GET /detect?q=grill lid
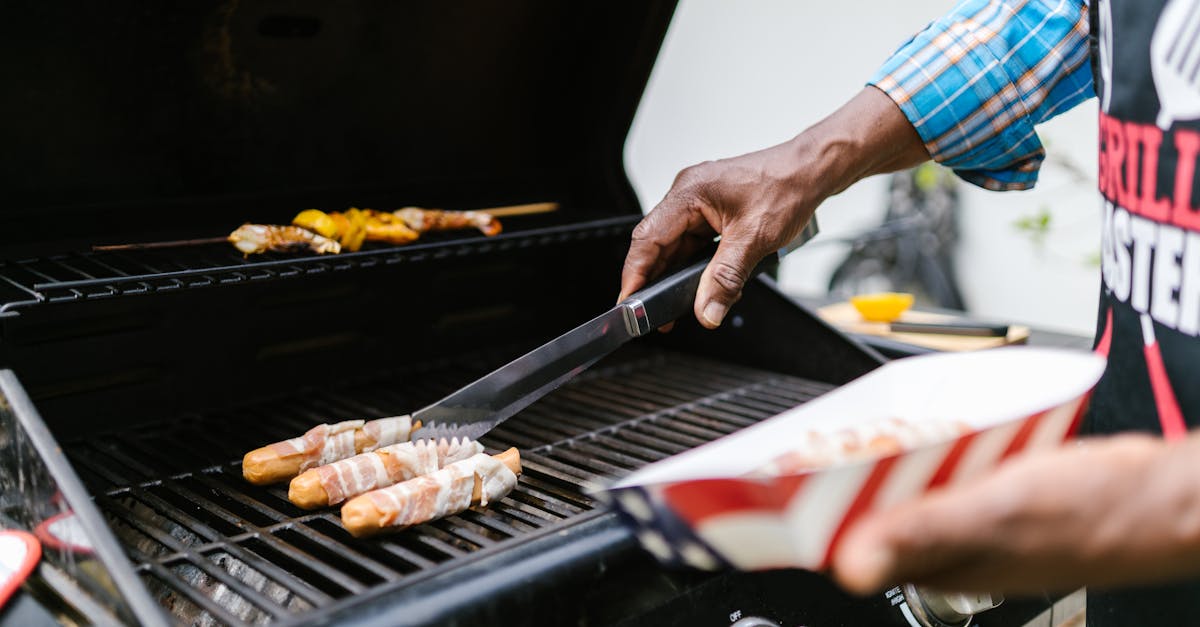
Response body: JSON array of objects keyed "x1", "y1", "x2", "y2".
[{"x1": 1, "y1": 1, "x2": 677, "y2": 248}]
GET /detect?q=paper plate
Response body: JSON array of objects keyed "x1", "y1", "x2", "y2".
[
  {"x1": 0, "y1": 530, "x2": 41, "y2": 610},
  {"x1": 34, "y1": 511, "x2": 95, "y2": 556},
  {"x1": 603, "y1": 347, "x2": 1106, "y2": 571}
]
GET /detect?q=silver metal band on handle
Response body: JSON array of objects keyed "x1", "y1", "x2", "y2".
[{"x1": 622, "y1": 298, "x2": 651, "y2": 337}]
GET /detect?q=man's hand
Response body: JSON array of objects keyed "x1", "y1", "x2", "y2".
[
  {"x1": 619, "y1": 86, "x2": 929, "y2": 329},
  {"x1": 832, "y1": 433, "x2": 1200, "y2": 595}
]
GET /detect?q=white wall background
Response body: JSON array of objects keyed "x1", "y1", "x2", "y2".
[{"x1": 624, "y1": 0, "x2": 1102, "y2": 336}]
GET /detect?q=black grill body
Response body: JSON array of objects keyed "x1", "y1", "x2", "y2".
[{"x1": 0, "y1": 3, "x2": 1057, "y2": 626}]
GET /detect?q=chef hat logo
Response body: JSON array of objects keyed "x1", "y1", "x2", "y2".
[{"x1": 1152, "y1": 0, "x2": 1200, "y2": 129}]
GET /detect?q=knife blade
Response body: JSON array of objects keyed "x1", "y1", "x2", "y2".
[{"x1": 409, "y1": 219, "x2": 819, "y2": 443}]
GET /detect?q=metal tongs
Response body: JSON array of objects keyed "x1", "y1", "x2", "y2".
[{"x1": 408, "y1": 219, "x2": 820, "y2": 444}]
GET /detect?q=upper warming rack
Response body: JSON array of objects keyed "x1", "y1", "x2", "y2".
[{"x1": 0, "y1": 216, "x2": 639, "y2": 315}]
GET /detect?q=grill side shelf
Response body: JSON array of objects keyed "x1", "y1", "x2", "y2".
[{"x1": 62, "y1": 349, "x2": 834, "y2": 626}]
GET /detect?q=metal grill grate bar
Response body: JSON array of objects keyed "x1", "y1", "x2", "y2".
[
  {"x1": 98, "y1": 495, "x2": 297, "y2": 621},
  {"x1": 140, "y1": 564, "x2": 249, "y2": 627}
]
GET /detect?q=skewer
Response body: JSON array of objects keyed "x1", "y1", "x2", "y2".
[
  {"x1": 477, "y1": 202, "x2": 558, "y2": 217},
  {"x1": 90, "y1": 202, "x2": 560, "y2": 252},
  {"x1": 93, "y1": 237, "x2": 229, "y2": 252}
]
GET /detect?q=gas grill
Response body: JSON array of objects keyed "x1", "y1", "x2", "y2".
[{"x1": 1, "y1": 2, "x2": 1066, "y2": 625}]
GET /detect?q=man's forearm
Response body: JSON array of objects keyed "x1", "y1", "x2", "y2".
[
  {"x1": 620, "y1": 86, "x2": 931, "y2": 328},
  {"x1": 792, "y1": 86, "x2": 930, "y2": 201}
]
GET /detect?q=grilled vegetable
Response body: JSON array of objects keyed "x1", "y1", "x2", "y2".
[{"x1": 361, "y1": 209, "x2": 420, "y2": 244}]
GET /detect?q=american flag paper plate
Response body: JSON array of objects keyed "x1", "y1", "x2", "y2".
[{"x1": 601, "y1": 347, "x2": 1106, "y2": 572}]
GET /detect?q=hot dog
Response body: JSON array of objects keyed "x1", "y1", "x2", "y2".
[
  {"x1": 288, "y1": 437, "x2": 483, "y2": 509},
  {"x1": 242, "y1": 415, "x2": 418, "y2": 485},
  {"x1": 341, "y1": 448, "x2": 521, "y2": 537}
]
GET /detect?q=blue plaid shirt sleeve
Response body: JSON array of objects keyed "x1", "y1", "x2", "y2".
[{"x1": 868, "y1": 0, "x2": 1094, "y2": 191}]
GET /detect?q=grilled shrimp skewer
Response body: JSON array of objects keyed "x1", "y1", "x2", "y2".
[
  {"x1": 292, "y1": 207, "x2": 499, "y2": 252},
  {"x1": 229, "y1": 207, "x2": 497, "y2": 256},
  {"x1": 98, "y1": 203, "x2": 548, "y2": 255}
]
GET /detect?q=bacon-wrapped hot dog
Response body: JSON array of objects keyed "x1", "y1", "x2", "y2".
[
  {"x1": 754, "y1": 417, "x2": 972, "y2": 476},
  {"x1": 341, "y1": 448, "x2": 521, "y2": 537},
  {"x1": 242, "y1": 415, "x2": 418, "y2": 485},
  {"x1": 288, "y1": 437, "x2": 484, "y2": 509}
]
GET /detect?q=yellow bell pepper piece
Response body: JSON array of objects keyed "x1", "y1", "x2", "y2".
[
  {"x1": 340, "y1": 207, "x2": 368, "y2": 252},
  {"x1": 292, "y1": 209, "x2": 340, "y2": 240}
]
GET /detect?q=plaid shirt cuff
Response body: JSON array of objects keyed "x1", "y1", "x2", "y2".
[{"x1": 868, "y1": 0, "x2": 1094, "y2": 191}]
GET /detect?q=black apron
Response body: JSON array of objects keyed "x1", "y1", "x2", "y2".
[{"x1": 1088, "y1": 0, "x2": 1200, "y2": 622}]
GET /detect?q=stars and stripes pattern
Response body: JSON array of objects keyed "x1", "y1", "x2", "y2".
[{"x1": 609, "y1": 393, "x2": 1090, "y2": 571}]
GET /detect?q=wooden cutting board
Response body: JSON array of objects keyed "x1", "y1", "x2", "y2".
[{"x1": 817, "y1": 301, "x2": 1030, "y2": 352}]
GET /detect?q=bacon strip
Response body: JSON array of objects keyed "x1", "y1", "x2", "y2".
[
  {"x1": 355, "y1": 452, "x2": 519, "y2": 531},
  {"x1": 361, "y1": 415, "x2": 416, "y2": 450},
  {"x1": 473, "y1": 455, "x2": 517, "y2": 507},
  {"x1": 267, "y1": 415, "x2": 414, "y2": 473},
  {"x1": 314, "y1": 438, "x2": 483, "y2": 505}
]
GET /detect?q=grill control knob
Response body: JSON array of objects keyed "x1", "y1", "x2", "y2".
[
  {"x1": 902, "y1": 584, "x2": 1003, "y2": 627},
  {"x1": 730, "y1": 617, "x2": 778, "y2": 627}
]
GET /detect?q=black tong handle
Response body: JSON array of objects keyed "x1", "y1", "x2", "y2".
[
  {"x1": 620, "y1": 219, "x2": 819, "y2": 334},
  {"x1": 621, "y1": 253, "x2": 780, "y2": 333}
]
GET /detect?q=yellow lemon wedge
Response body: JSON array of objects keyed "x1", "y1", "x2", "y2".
[{"x1": 850, "y1": 292, "x2": 915, "y2": 323}]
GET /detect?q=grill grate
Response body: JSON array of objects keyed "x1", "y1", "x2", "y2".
[
  {"x1": 64, "y1": 348, "x2": 833, "y2": 626},
  {"x1": 0, "y1": 216, "x2": 637, "y2": 313}
]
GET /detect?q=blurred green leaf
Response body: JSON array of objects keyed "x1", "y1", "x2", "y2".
[
  {"x1": 1013, "y1": 207, "x2": 1053, "y2": 234},
  {"x1": 914, "y1": 162, "x2": 941, "y2": 192}
]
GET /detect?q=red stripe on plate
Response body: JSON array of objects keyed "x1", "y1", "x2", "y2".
[
  {"x1": 34, "y1": 511, "x2": 94, "y2": 556},
  {"x1": 820, "y1": 455, "x2": 899, "y2": 569},
  {"x1": 925, "y1": 431, "x2": 977, "y2": 490},
  {"x1": 1000, "y1": 410, "x2": 1048, "y2": 460},
  {"x1": 0, "y1": 530, "x2": 41, "y2": 611},
  {"x1": 1065, "y1": 393, "x2": 1091, "y2": 440},
  {"x1": 662, "y1": 475, "x2": 808, "y2": 525}
]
